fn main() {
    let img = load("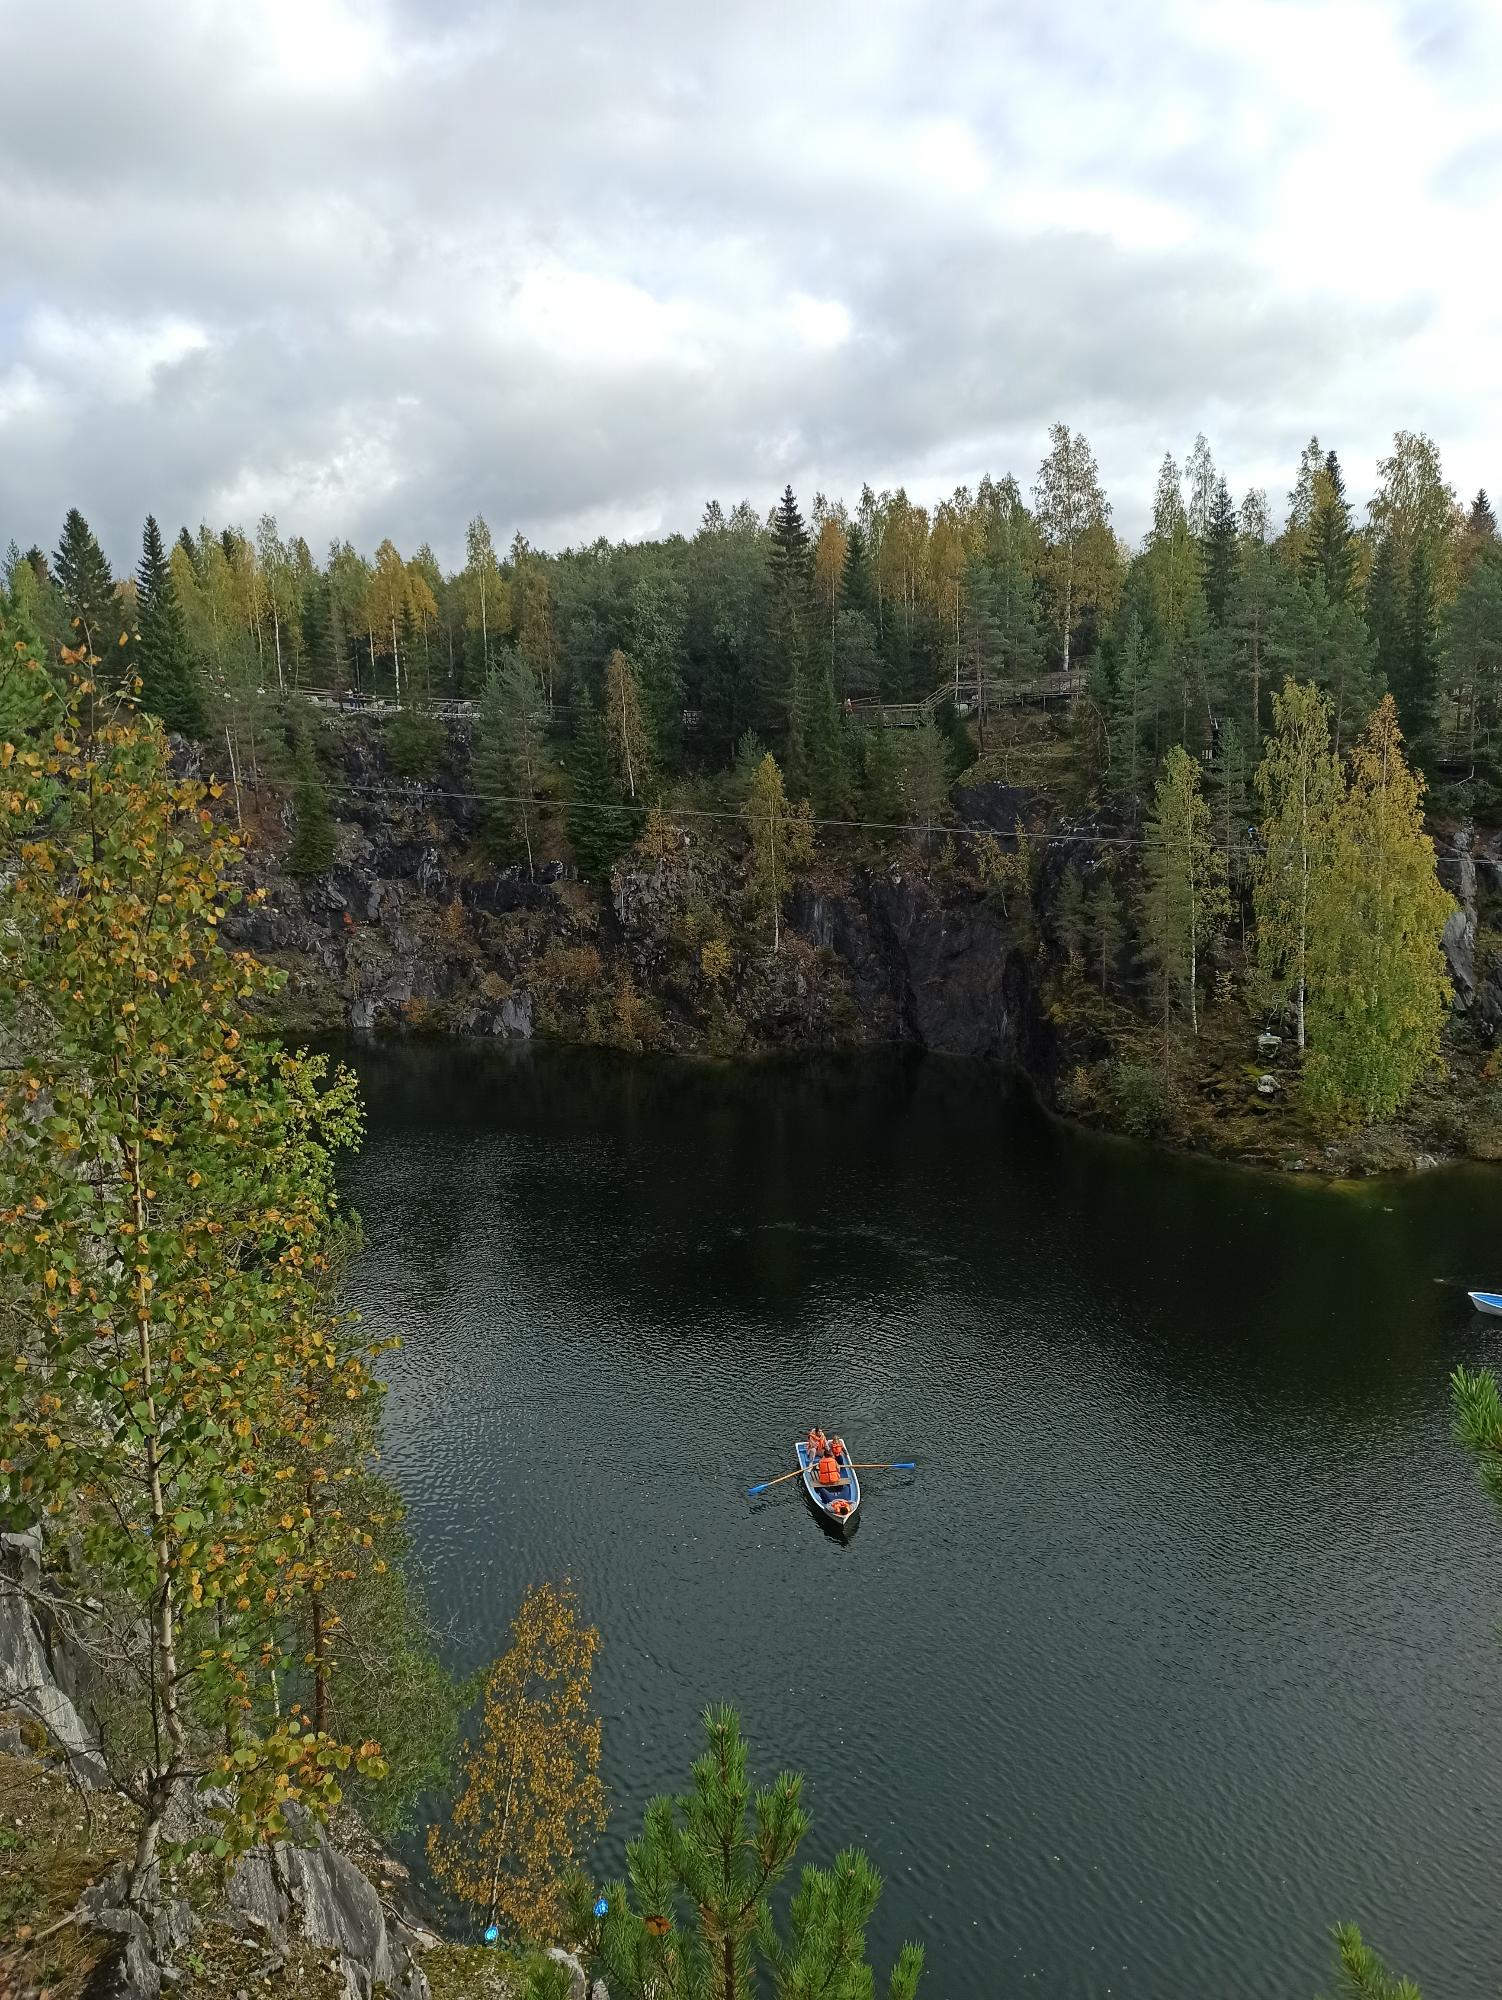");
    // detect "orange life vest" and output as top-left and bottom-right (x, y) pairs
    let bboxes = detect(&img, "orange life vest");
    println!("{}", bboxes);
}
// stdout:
(816, 1454), (841, 1486)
